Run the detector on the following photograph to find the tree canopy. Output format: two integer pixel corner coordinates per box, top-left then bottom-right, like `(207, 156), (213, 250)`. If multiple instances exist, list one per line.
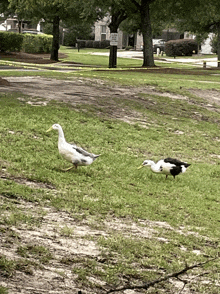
(168, 0), (220, 60)
(1, 0), (219, 64)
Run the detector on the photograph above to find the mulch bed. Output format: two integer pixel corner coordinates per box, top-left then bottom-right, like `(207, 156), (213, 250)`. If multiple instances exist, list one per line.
(0, 52), (67, 64)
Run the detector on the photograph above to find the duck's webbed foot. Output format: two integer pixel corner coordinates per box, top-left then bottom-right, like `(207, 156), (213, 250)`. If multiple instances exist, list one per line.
(61, 165), (76, 172)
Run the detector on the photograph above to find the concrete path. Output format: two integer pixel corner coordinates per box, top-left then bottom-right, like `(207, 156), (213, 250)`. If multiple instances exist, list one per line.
(91, 51), (218, 67)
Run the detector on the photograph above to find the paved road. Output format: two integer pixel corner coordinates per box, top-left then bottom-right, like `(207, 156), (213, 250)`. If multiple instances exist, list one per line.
(91, 51), (218, 68)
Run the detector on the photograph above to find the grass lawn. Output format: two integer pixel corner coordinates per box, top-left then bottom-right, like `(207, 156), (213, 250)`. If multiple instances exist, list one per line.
(0, 47), (219, 293)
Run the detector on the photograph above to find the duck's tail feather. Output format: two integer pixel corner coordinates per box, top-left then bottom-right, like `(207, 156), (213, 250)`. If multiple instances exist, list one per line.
(93, 154), (101, 160)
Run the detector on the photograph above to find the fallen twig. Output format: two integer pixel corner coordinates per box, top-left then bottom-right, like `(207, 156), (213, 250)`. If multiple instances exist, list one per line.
(107, 258), (217, 293)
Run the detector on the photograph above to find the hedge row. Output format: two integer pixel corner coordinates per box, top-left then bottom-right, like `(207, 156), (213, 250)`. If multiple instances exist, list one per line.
(165, 39), (198, 56)
(0, 31), (23, 52)
(0, 31), (52, 54)
(77, 39), (110, 49)
(22, 34), (53, 53)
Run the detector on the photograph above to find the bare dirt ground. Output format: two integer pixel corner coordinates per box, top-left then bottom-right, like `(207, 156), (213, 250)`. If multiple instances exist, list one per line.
(0, 53), (220, 294)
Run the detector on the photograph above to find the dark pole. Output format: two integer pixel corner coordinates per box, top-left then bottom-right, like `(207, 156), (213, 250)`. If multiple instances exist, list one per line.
(109, 45), (117, 68)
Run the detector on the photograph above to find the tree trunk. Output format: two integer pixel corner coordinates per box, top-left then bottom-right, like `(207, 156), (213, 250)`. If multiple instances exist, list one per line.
(141, 0), (155, 67)
(50, 15), (60, 61)
(18, 20), (22, 33)
(217, 23), (220, 67)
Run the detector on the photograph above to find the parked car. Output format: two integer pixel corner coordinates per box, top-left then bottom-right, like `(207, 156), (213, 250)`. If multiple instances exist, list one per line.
(22, 30), (43, 34)
(152, 39), (166, 53)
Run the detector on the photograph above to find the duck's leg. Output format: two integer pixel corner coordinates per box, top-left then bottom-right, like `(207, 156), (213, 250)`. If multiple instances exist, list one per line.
(61, 165), (76, 172)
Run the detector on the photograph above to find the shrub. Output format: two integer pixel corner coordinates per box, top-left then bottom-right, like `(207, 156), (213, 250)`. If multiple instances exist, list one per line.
(76, 39), (110, 49)
(77, 40), (86, 49)
(0, 31), (23, 52)
(22, 34), (53, 53)
(85, 40), (94, 48)
(125, 46), (134, 51)
(165, 39), (198, 57)
(63, 24), (94, 47)
(100, 40), (110, 49)
(93, 40), (101, 48)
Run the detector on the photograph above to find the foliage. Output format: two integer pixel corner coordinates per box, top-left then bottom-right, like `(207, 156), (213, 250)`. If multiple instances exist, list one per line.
(63, 24), (94, 47)
(22, 33), (53, 53)
(0, 31), (23, 52)
(41, 22), (53, 35)
(76, 40), (110, 49)
(165, 39), (198, 56)
(0, 286), (8, 294)
(169, 0), (220, 59)
(7, 0), (98, 60)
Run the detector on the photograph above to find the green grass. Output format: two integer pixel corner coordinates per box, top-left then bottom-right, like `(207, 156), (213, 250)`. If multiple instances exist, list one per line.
(0, 286), (8, 294)
(0, 49), (219, 292)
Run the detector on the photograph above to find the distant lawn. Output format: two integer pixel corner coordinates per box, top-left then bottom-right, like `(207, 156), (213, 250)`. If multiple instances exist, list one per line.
(59, 46), (217, 68)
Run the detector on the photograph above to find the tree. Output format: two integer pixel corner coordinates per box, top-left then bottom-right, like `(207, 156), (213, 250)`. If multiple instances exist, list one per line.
(108, 3), (128, 68)
(82, 0), (157, 67)
(107, 0), (157, 67)
(169, 0), (220, 63)
(0, 0), (10, 14)
(8, 0), (95, 61)
(79, 0), (129, 68)
(130, 0), (156, 67)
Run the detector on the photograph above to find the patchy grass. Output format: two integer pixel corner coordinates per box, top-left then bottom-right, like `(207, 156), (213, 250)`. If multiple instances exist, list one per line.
(0, 53), (220, 292)
(16, 244), (53, 263)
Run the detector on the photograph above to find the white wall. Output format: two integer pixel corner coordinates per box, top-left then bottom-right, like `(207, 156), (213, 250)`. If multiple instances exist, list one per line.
(201, 33), (214, 54)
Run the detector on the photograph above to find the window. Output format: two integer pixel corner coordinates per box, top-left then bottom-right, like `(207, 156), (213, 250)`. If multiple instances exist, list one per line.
(101, 25), (106, 41)
(101, 25), (106, 34)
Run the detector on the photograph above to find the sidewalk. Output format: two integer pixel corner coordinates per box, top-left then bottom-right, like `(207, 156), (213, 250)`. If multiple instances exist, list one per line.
(91, 51), (218, 67)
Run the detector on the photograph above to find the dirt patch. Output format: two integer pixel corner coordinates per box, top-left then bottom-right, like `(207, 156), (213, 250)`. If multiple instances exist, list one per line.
(0, 77), (10, 86)
(1, 76), (220, 127)
(97, 66), (220, 76)
(0, 52), (67, 64)
(0, 195), (212, 294)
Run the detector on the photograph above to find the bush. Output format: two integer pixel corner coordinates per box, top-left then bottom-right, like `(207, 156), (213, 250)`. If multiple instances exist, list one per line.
(100, 40), (110, 49)
(93, 40), (110, 49)
(22, 34), (53, 53)
(77, 40), (86, 49)
(76, 39), (110, 49)
(93, 40), (101, 48)
(0, 31), (23, 52)
(165, 39), (198, 57)
(125, 46), (134, 51)
(85, 40), (94, 48)
(63, 24), (94, 47)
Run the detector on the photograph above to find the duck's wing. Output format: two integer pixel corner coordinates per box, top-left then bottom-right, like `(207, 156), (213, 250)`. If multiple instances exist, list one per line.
(70, 143), (99, 159)
(164, 157), (190, 167)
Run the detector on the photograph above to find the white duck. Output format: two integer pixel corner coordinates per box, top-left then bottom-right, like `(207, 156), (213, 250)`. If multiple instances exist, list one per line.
(46, 124), (100, 171)
(138, 157), (190, 179)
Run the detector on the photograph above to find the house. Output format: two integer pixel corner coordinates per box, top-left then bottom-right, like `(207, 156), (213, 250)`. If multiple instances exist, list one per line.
(0, 16), (42, 33)
(95, 17), (183, 50)
(95, 18), (213, 53)
(184, 32), (214, 54)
